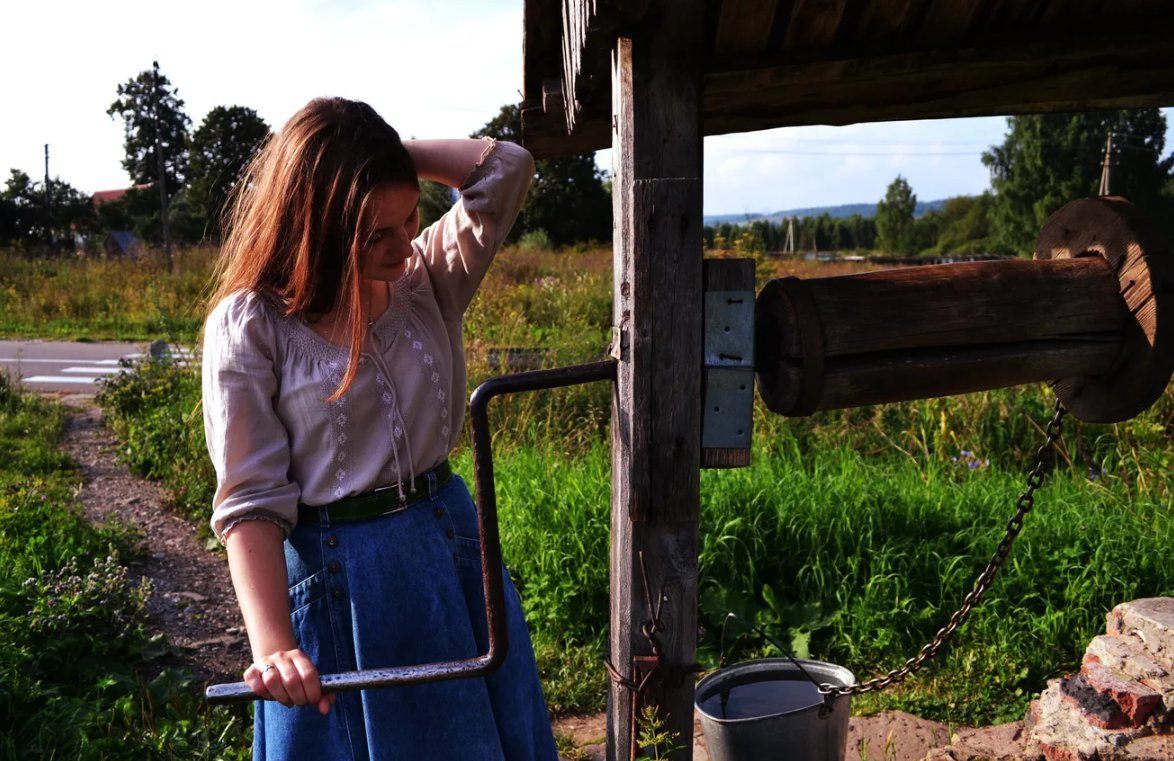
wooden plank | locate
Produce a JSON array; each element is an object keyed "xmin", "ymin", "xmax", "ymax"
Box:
[
  {"xmin": 642, "ymin": 178, "xmax": 704, "ymax": 508},
  {"xmin": 840, "ymin": 0, "xmax": 929, "ymax": 47},
  {"xmin": 782, "ymin": 0, "xmax": 850, "ymax": 48},
  {"xmin": 702, "ymin": 31, "xmax": 1174, "ymax": 133},
  {"xmin": 916, "ymin": 0, "xmax": 986, "ymax": 46},
  {"xmin": 609, "ymin": 1, "xmax": 704, "ymax": 757},
  {"xmin": 523, "ymin": 0, "xmax": 563, "ymax": 126},
  {"xmin": 1036, "ymin": 0, "xmax": 1104, "ymax": 31},
  {"xmin": 714, "ymin": 0, "xmax": 781, "ymax": 58},
  {"xmin": 969, "ymin": 0, "xmax": 1024, "ymax": 33}
]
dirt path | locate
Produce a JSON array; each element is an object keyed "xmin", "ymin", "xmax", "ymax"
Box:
[{"xmin": 58, "ymin": 394, "xmax": 250, "ymax": 683}]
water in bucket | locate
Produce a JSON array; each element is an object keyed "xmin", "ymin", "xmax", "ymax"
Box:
[
  {"xmin": 698, "ymin": 678, "xmax": 824, "ymax": 719},
  {"xmin": 695, "ymin": 658, "xmax": 854, "ymax": 761}
]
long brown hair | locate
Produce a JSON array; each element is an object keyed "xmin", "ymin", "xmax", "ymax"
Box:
[{"xmin": 208, "ymin": 97, "xmax": 418, "ymax": 399}]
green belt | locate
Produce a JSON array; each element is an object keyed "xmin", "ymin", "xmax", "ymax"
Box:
[{"xmin": 298, "ymin": 460, "xmax": 453, "ymax": 525}]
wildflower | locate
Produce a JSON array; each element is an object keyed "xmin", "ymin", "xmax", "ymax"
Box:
[{"xmin": 953, "ymin": 450, "xmax": 989, "ymax": 469}]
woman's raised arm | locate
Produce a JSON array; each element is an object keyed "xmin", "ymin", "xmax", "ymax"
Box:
[{"xmin": 405, "ymin": 138, "xmax": 499, "ymax": 188}]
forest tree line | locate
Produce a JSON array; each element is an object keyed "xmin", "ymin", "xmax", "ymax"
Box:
[
  {"xmin": 707, "ymin": 109, "xmax": 1174, "ymax": 258},
  {"xmin": 0, "ymin": 63, "xmax": 611, "ymax": 256}
]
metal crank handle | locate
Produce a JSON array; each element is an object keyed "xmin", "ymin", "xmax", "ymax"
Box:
[
  {"xmin": 206, "ymin": 655, "xmax": 508, "ymax": 704},
  {"xmin": 205, "ymin": 358, "xmax": 617, "ymax": 705}
]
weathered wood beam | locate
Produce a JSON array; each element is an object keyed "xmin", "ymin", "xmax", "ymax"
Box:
[
  {"xmin": 782, "ymin": 0, "xmax": 850, "ymax": 48},
  {"xmin": 609, "ymin": 0, "xmax": 704, "ymax": 756},
  {"xmin": 839, "ymin": 0, "xmax": 930, "ymax": 45},
  {"xmin": 526, "ymin": 24, "xmax": 1174, "ymax": 158},
  {"xmin": 714, "ymin": 0, "xmax": 781, "ymax": 58},
  {"xmin": 703, "ymin": 33, "xmax": 1174, "ymax": 134},
  {"xmin": 915, "ymin": 0, "xmax": 986, "ymax": 46}
]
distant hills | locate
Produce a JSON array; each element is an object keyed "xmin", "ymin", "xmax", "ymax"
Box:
[{"xmin": 704, "ymin": 198, "xmax": 949, "ymax": 226}]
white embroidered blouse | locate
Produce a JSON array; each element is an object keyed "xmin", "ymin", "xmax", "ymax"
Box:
[{"xmin": 201, "ymin": 140, "xmax": 534, "ymax": 542}]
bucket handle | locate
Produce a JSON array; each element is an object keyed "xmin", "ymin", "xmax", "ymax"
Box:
[{"xmin": 719, "ymin": 612, "xmax": 838, "ymax": 716}]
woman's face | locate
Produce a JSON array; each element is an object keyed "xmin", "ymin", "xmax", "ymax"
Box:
[{"xmin": 359, "ymin": 183, "xmax": 421, "ymax": 282}]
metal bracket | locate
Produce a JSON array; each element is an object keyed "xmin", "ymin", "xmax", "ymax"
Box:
[{"xmin": 702, "ymin": 285, "xmax": 755, "ymax": 461}]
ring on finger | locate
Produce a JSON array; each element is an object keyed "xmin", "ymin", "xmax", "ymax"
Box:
[{"xmin": 262, "ymin": 664, "xmax": 275, "ymax": 674}]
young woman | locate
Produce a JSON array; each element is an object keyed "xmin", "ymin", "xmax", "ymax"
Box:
[{"xmin": 201, "ymin": 97, "xmax": 558, "ymax": 759}]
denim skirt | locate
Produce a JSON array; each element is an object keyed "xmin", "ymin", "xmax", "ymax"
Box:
[{"xmin": 253, "ymin": 474, "xmax": 558, "ymax": 761}]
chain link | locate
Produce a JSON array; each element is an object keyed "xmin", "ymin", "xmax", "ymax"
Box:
[{"xmin": 820, "ymin": 401, "xmax": 1068, "ymax": 698}]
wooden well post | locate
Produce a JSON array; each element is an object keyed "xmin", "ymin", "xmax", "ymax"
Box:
[{"xmin": 608, "ymin": 1, "xmax": 706, "ymax": 758}]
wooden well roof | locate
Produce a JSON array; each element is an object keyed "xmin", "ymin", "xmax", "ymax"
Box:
[{"xmin": 522, "ymin": 0, "xmax": 1174, "ymax": 159}]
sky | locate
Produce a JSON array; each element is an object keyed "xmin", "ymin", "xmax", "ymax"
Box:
[{"xmin": 2, "ymin": 0, "xmax": 1171, "ymax": 218}]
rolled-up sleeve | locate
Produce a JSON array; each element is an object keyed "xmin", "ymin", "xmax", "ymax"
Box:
[
  {"xmin": 202, "ymin": 291, "xmax": 301, "ymax": 542},
  {"xmin": 414, "ymin": 139, "xmax": 535, "ymax": 318}
]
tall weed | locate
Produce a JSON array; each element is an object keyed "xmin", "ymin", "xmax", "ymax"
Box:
[{"xmin": 0, "ymin": 247, "xmax": 214, "ymax": 341}]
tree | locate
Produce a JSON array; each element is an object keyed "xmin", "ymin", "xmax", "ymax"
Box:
[
  {"xmin": 920, "ymin": 193, "xmax": 996, "ymax": 255},
  {"xmin": 472, "ymin": 104, "xmax": 612, "ymax": 247},
  {"xmin": 107, "ymin": 61, "xmax": 191, "ymax": 261},
  {"xmin": 419, "ymin": 180, "xmax": 455, "ymax": 230},
  {"xmin": 982, "ymin": 109, "xmax": 1174, "ymax": 254},
  {"xmin": 0, "ymin": 170, "xmax": 94, "ymax": 250},
  {"xmin": 875, "ymin": 175, "xmax": 918, "ymax": 255},
  {"xmin": 1, "ymin": 170, "xmax": 40, "ymax": 243},
  {"xmin": 187, "ymin": 105, "xmax": 270, "ymax": 239}
]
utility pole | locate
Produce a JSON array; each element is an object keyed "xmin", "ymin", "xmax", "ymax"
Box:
[
  {"xmin": 152, "ymin": 62, "xmax": 173, "ymax": 270},
  {"xmin": 44, "ymin": 144, "xmax": 51, "ymax": 246},
  {"xmin": 784, "ymin": 215, "xmax": 795, "ymax": 254},
  {"xmin": 1098, "ymin": 132, "xmax": 1117, "ymax": 197}
]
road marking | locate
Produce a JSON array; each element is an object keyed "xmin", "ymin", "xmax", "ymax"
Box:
[
  {"xmin": 62, "ymin": 367, "xmax": 123, "ymax": 375},
  {"xmin": 22, "ymin": 375, "xmax": 107, "ymax": 385},
  {"xmin": 4, "ymin": 346, "xmax": 199, "ymax": 389}
]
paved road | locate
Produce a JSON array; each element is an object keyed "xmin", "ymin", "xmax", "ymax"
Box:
[{"xmin": 0, "ymin": 340, "xmax": 194, "ymax": 394}]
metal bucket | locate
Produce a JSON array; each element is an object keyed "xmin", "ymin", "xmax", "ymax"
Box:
[{"xmin": 695, "ymin": 658, "xmax": 854, "ymax": 761}]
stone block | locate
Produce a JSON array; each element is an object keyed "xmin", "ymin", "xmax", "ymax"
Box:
[
  {"xmin": 1028, "ymin": 681, "xmax": 1127, "ymax": 756},
  {"xmin": 1085, "ymin": 635, "xmax": 1169, "ymax": 683},
  {"xmin": 1027, "ymin": 679, "xmax": 1135, "ymax": 761},
  {"xmin": 1060, "ymin": 673, "xmax": 1130, "ymax": 730},
  {"xmin": 1107, "ymin": 599, "xmax": 1174, "ymax": 671},
  {"xmin": 1081, "ymin": 661, "xmax": 1162, "ymax": 726}
]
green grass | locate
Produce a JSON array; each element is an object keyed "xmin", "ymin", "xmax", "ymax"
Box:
[{"xmin": 0, "ymin": 371, "xmax": 250, "ymax": 759}]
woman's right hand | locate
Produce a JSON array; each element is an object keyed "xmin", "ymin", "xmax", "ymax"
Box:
[{"xmin": 245, "ymin": 648, "xmax": 336, "ymax": 715}]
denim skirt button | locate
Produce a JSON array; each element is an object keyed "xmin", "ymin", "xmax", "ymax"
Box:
[
  {"xmin": 331, "ymin": 587, "xmax": 344, "ymax": 600},
  {"xmin": 326, "ymin": 535, "xmax": 339, "ymax": 548},
  {"xmin": 433, "ymin": 506, "xmax": 444, "ymax": 518},
  {"xmin": 446, "ymin": 528, "xmax": 455, "ymax": 539},
  {"xmin": 328, "ymin": 561, "xmax": 341, "ymax": 573}
]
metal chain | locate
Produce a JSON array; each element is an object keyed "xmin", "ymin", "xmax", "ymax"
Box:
[{"xmin": 820, "ymin": 400, "xmax": 1068, "ymax": 698}]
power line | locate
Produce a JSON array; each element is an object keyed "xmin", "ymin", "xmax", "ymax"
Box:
[
  {"xmin": 713, "ymin": 147, "xmax": 985, "ymax": 157},
  {"xmin": 711, "ymin": 135, "xmax": 993, "ymax": 146}
]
